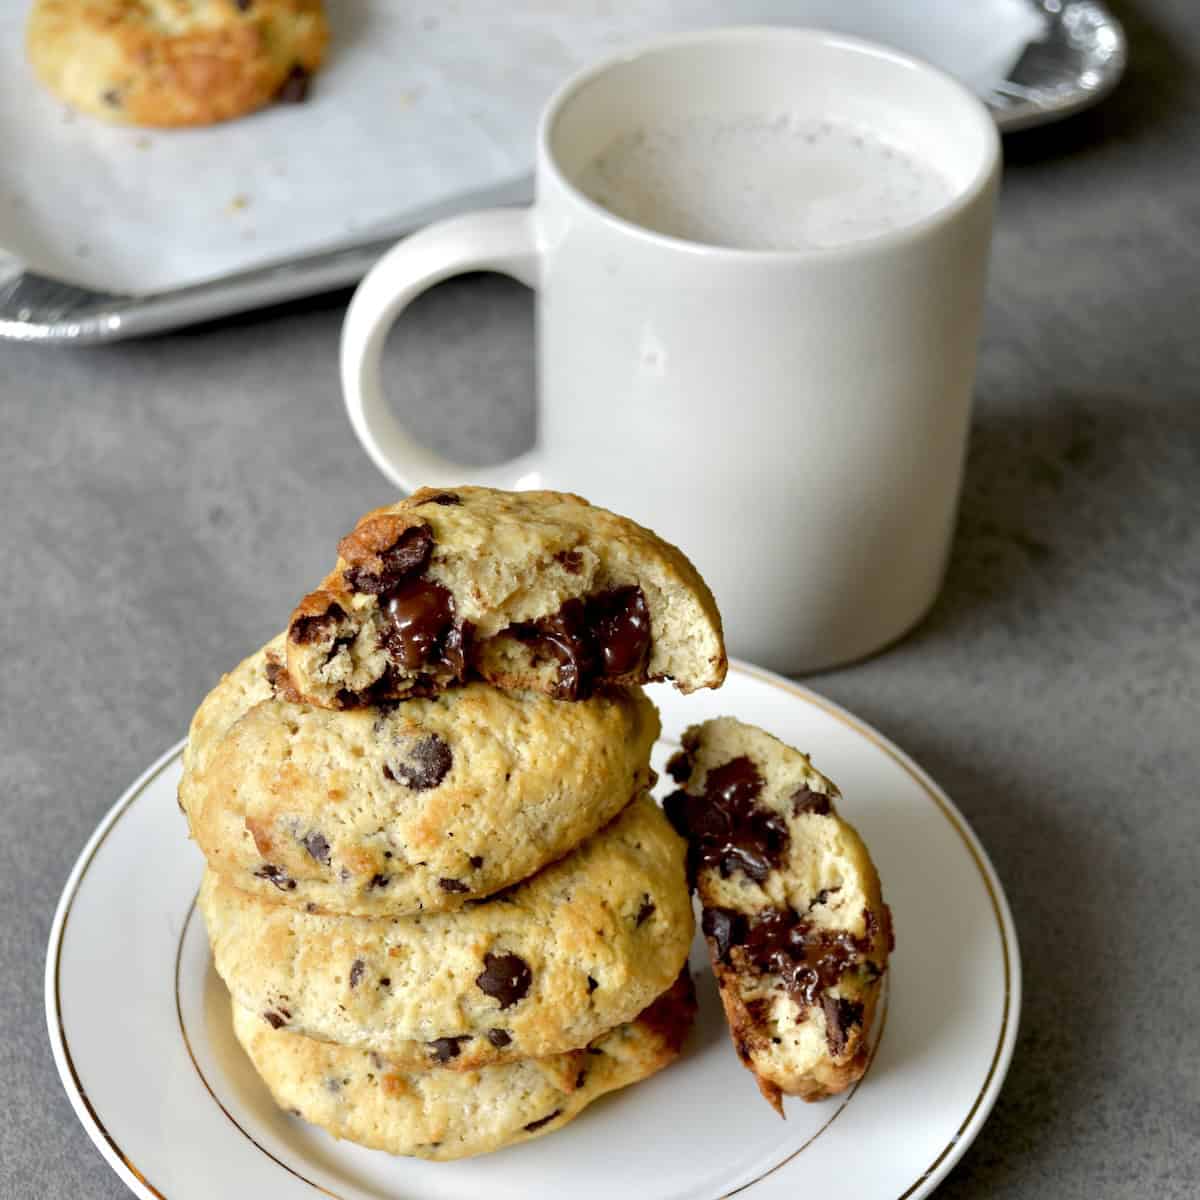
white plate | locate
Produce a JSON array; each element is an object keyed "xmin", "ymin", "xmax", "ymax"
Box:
[{"xmin": 46, "ymin": 661, "xmax": 1020, "ymax": 1199}]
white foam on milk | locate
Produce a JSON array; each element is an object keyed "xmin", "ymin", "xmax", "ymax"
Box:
[{"xmin": 576, "ymin": 113, "xmax": 952, "ymax": 251}]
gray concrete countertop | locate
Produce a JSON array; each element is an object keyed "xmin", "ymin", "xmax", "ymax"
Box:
[{"xmin": 2, "ymin": 3, "xmax": 1197, "ymax": 1195}]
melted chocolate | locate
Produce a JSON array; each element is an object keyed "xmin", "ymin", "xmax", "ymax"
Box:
[
  {"xmin": 421, "ymin": 492, "xmax": 461, "ymax": 506},
  {"xmin": 510, "ymin": 586, "xmax": 653, "ymax": 699},
  {"xmin": 666, "ymin": 749, "xmax": 693, "ymax": 783},
  {"xmin": 589, "ymin": 586, "xmax": 651, "ymax": 676},
  {"xmin": 380, "ymin": 579, "xmax": 455, "ymax": 668},
  {"xmin": 344, "ymin": 525, "xmax": 434, "ymax": 595},
  {"xmin": 739, "ymin": 908, "xmax": 862, "ymax": 1007},
  {"xmin": 663, "ymin": 756, "xmax": 788, "ymax": 883},
  {"xmin": 439, "ymin": 877, "xmax": 469, "ymax": 893},
  {"xmin": 476, "ymin": 952, "xmax": 532, "ymax": 1009}
]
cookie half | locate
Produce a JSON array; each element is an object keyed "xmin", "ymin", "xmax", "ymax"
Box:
[
  {"xmin": 284, "ymin": 486, "xmax": 726, "ymax": 707},
  {"xmin": 664, "ymin": 718, "xmax": 892, "ymax": 1111},
  {"xmin": 180, "ymin": 643, "xmax": 660, "ymax": 916},
  {"xmin": 232, "ymin": 970, "xmax": 695, "ymax": 1160},
  {"xmin": 27, "ymin": 0, "xmax": 328, "ymax": 127},
  {"xmin": 200, "ymin": 795, "xmax": 693, "ymax": 1069}
]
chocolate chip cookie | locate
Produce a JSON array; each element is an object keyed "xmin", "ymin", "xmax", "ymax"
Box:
[
  {"xmin": 27, "ymin": 0, "xmax": 328, "ymax": 127},
  {"xmin": 664, "ymin": 718, "xmax": 892, "ymax": 1111},
  {"xmin": 180, "ymin": 642, "xmax": 660, "ymax": 916},
  {"xmin": 232, "ymin": 970, "xmax": 695, "ymax": 1160},
  {"xmin": 200, "ymin": 794, "xmax": 694, "ymax": 1070},
  {"xmin": 283, "ymin": 486, "xmax": 726, "ymax": 707}
]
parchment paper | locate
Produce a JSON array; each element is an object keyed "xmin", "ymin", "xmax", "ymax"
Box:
[{"xmin": 0, "ymin": 1, "xmax": 1044, "ymax": 295}]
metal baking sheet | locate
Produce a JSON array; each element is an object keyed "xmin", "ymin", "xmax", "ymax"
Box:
[{"xmin": 0, "ymin": 1, "xmax": 1125, "ymax": 346}]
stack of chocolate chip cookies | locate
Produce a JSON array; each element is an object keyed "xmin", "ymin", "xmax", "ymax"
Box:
[{"xmin": 179, "ymin": 486, "xmax": 728, "ymax": 1160}]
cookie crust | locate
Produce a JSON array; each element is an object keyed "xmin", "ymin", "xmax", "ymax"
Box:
[{"xmin": 27, "ymin": 0, "xmax": 328, "ymax": 126}]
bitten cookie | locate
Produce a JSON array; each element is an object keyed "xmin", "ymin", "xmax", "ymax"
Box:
[
  {"xmin": 232, "ymin": 971, "xmax": 696, "ymax": 1160},
  {"xmin": 180, "ymin": 644, "xmax": 660, "ymax": 916},
  {"xmin": 27, "ymin": 0, "xmax": 328, "ymax": 127},
  {"xmin": 664, "ymin": 718, "xmax": 892, "ymax": 1111},
  {"xmin": 200, "ymin": 795, "xmax": 694, "ymax": 1070},
  {"xmin": 284, "ymin": 486, "xmax": 726, "ymax": 707}
]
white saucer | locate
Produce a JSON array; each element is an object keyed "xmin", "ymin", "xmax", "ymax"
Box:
[{"xmin": 46, "ymin": 661, "xmax": 1020, "ymax": 1199}]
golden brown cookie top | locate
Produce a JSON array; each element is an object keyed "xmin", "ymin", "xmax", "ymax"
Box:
[
  {"xmin": 27, "ymin": 0, "xmax": 328, "ymax": 126},
  {"xmin": 180, "ymin": 641, "xmax": 661, "ymax": 917},
  {"xmin": 201, "ymin": 794, "xmax": 695, "ymax": 1069},
  {"xmin": 231, "ymin": 972, "xmax": 696, "ymax": 1161}
]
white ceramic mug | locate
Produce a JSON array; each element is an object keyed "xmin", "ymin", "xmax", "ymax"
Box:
[{"xmin": 341, "ymin": 27, "xmax": 1000, "ymax": 674}]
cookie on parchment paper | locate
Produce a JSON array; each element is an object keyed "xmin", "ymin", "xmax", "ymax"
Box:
[{"xmin": 27, "ymin": 0, "xmax": 328, "ymax": 127}]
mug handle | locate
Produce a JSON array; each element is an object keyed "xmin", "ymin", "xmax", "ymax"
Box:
[{"xmin": 340, "ymin": 208, "xmax": 546, "ymax": 491}]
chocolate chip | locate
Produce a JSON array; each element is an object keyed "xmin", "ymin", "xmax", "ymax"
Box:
[
  {"xmin": 738, "ymin": 907, "xmax": 867, "ymax": 1010},
  {"xmin": 253, "ymin": 864, "xmax": 296, "ymax": 892},
  {"xmin": 384, "ymin": 734, "xmax": 453, "ymax": 790},
  {"xmin": 792, "ymin": 786, "xmax": 832, "ymax": 816},
  {"xmin": 509, "ymin": 586, "xmax": 651, "ymax": 699},
  {"xmin": 421, "ymin": 492, "xmax": 461, "ymax": 506},
  {"xmin": 809, "ymin": 889, "xmax": 832, "ymax": 910},
  {"xmin": 554, "ymin": 549, "xmax": 583, "ymax": 574},
  {"xmin": 439, "ymin": 877, "xmax": 469, "ymax": 893},
  {"xmin": 586, "ymin": 975, "xmax": 599, "ymax": 994},
  {"xmin": 264, "ymin": 657, "xmax": 283, "ymax": 688},
  {"xmin": 235, "ymin": 0, "xmax": 253, "ymax": 10},
  {"xmin": 486, "ymin": 1028, "xmax": 511, "ymax": 1048},
  {"xmin": 523, "ymin": 1109, "xmax": 562, "ymax": 1132},
  {"xmin": 349, "ymin": 959, "xmax": 364, "ymax": 988},
  {"xmin": 575, "ymin": 1068, "xmax": 587, "ymax": 1089},
  {"xmin": 276, "ymin": 64, "xmax": 311, "ymax": 104},
  {"xmin": 476, "ymin": 952, "xmax": 532, "ymax": 1008},
  {"xmin": 666, "ymin": 750, "xmax": 693, "ymax": 783},
  {"xmin": 102, "ymin": 89, "xmax": 121, "ymax": 108},
  {"xmin": 588, "ymin": 585, "xmax": 652, "ymax": 677},
  {"xmin": 263, "ymin": 1011, "xmax": 287, "ymax": 1029},
  {"xmin": 701, "ymin": 906, "xmax": 746, "ymax": 963},
  {"xmin": 344, "ymin": 525, "xmax": 433, "ymax": 595},
  {"xmin": 379, "ymin": 977, "xmax": 391, "ymax": 987},
  {"xmin": 636, "ymin": 896, "xmax": 656, "ymax": 926},
  {"xmin": 821, "ymin": 995, "xmax": 864, "ymax": 1057},
  {"xmin": 303, "ymin": 831, "xmax": 330, "ymax": 865},
  {"xmin": 427, "ymin": 1036, "xmax": 470, "ymax": 1063},
  {"xmin": 290, "ymin": 604, "xmax": 345, "ymax": 645},
  {"xmin": 469, "ymin": 855, "xmax": 484, "ymax": 869},
  {"xmin": 665, "ymin": 756, "xmax": 787, "ymax": 883},
  {"xmin": 384, "ymin": 579, "xmax": 463, "ymax": 673},
  {"xmin": 368, "ymin": 873, "xmax": 390, "ymax": 889}
]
